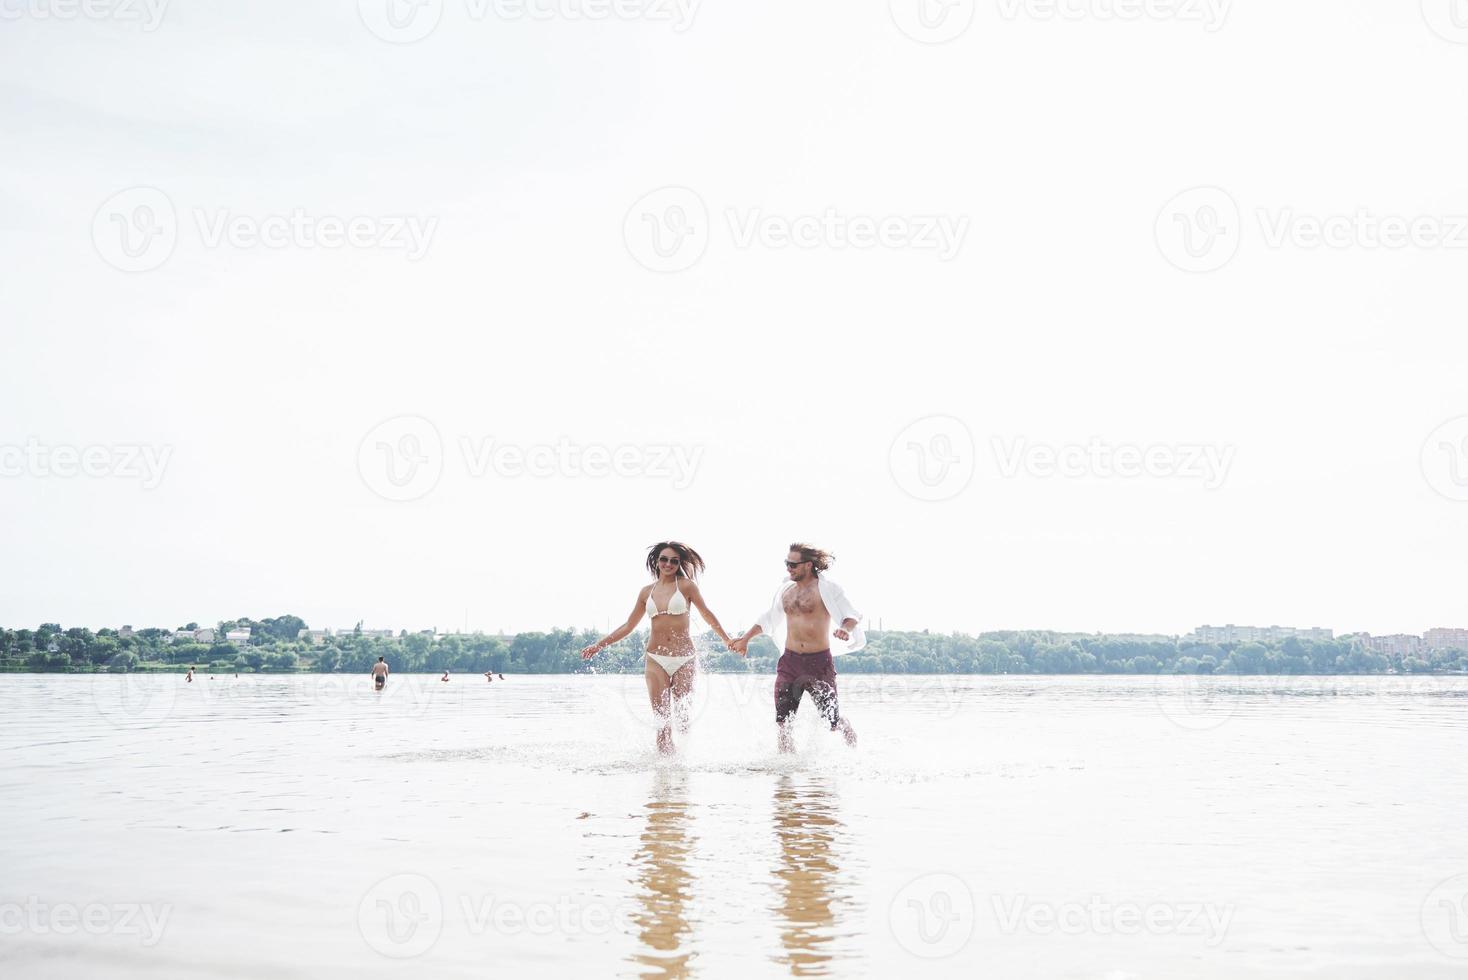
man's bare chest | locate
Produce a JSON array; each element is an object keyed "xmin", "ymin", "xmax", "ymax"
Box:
[{"xmin": 783, "ymin": 587, "xmax": 825, "ymax": 617}]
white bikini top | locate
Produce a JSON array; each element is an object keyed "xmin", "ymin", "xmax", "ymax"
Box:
[{"xmin": 646, "ymin": 580, "xmax": 689, "ymax": 618}]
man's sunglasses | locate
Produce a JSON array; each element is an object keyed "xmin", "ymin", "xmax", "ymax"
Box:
[{"xmin": 785, "ymin": 559, "xmax": 811, "ymax": 569}]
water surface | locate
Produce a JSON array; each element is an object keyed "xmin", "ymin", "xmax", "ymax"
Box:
[{"xmin": 2, "ymin": 673, "xmax": 1465, "ymax": 978}]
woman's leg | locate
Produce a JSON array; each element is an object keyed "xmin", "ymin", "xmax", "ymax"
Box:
[
  {"xmin": 644, "ymin": 657, "xmax": 675, "ymax": 754},
  {"xmin": 670, "ymin": 661, "xmax": 696, "ymax": 734}
]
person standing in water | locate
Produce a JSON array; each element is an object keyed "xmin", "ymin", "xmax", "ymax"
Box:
[
  {"xmin": 730, "ymin": 544, "xmax": 864, "ymax": 753},
  {"xmin": 581, "ymin": 541, "xmax": 736, "ymax": 755},
  {"xmin": 371, "ymin": 656, "xmax": 389, "ymax": 691}
]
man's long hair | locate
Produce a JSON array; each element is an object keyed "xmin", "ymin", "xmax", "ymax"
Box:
[
  {"xmin": 790, "ymin": 542, "xmax": 835, "ymax": 576},
  {"xmin": 645, "ymin": 541, "xmax": 706, "ymax": 580}
]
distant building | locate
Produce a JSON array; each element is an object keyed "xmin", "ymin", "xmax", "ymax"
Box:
[
  {"xmin": 226, "ymin": 628, "xmax": 251, "ymax": 646},
  {"xmin": 194, "ymin": 628, "xmax": 216, "ymax": 644},
  {"xmin": 1189, "ymin": 625, "xmax": 1334, "ymax": 644},
  {"xmin": 340, "ymin": 628, "xmax": 396, "ymax": 640},
  {"xmin": 1364, "ymin": 634, "xmax": 1425, "ymax": 657},
  {"xmin": 119, "ymin": 625, "xmax": 134, "ymax": 638},
  {"xmin": 297, "ymin": 629, "xmax": 332, "ymax": 646},
  {"xmin": 1425, "ymin": 628, "xmax": 1468, "ymax": 651},
  {"xmin": 170, "ymin": 628, "xmax": 214, "ymax": 644}
]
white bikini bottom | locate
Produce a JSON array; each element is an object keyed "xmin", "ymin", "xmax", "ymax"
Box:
[{"xmin": 646, "ymin": 652, "xmax": 696, "ymax": 677}]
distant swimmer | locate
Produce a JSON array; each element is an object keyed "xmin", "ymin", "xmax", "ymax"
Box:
[
  {"xmin": 484, "ymin": 671, "xmax": 494, "ymax": 683},
  {"xmin": 186, "ymin": 667, "xmax": 194, "ymax": 683},
  {"xmin": 371, "ymin": 657, "xmax": 389, "ymax": 691},
  {"xmin": 731, "ymin": 543, "xmax": 864, "ymax": 753},
  {"xmin": 582, "ymin": 541, "xmax": 735, "ymax": 755},
  {"xmin": 498, "ymin": 673, "xmax": 505, "ymax": 680},
  {"xmin": 440, "ymin": 671, "xmax": 450, "ymax": 683}
]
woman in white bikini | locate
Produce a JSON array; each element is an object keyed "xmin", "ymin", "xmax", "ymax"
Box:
[{"xmin": 581, "ymin": 541, "xmax": 734, "ymax": 754}]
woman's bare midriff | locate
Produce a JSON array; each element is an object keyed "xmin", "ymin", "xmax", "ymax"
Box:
[{"xmin": 646, "ymin": 613, "xmax": 695, "ymax": 656}]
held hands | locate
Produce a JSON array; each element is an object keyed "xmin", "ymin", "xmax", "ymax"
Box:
[{"xmin": 728, "ymin": 634, "xmax": 750, "ymax": 657}]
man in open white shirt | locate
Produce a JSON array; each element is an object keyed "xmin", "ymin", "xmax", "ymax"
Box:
[{"xmin": 730, "ymin": 543, "xmax": 863, "ymax": 752}]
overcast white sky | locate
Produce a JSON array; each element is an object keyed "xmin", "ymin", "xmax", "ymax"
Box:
[{"xmin": 2, "ymin": 0, "xmax": 1466, "ymax": 637}]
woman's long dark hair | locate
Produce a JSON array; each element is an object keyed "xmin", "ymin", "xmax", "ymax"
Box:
[{"xmin": 646, "ymin": 541, "xmax": 706, "ymax": 580}]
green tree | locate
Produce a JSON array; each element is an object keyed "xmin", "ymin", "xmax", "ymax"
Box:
[{"xmin": 108, "ymin": 652, "xmax": 140, "ymax": 672}]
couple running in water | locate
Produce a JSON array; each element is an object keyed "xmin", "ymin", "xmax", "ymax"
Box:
[{"xmin": 580, "ymin": 541, "xmax": 864, "ymax": 755}]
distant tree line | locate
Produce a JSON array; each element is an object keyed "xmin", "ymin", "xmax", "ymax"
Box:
[{"xmin": 2, "ymin": 620, "xmax": 1467, "ymax": 675}]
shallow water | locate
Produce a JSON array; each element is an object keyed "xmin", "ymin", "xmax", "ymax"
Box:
[{"xmin": 2, "ymin": 673, "xmax": 1467, "ymax": 978}]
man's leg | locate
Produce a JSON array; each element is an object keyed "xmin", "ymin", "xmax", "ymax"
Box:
[
  {"xmin": 809, "ymin": 680, "xmax": 856, "ymax": 748},
  {"xmin": 774, "ymin": 679, "xmax": 803, "ymax": 754}
]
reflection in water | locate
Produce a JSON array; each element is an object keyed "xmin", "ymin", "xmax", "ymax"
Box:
[
  {"xmin": 771, "ymin": 774, "xmax": 856, "ymax": 976},
  {"xmin": 628, "ymin": 770, "xmax": 696, "ymax": 979}
]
